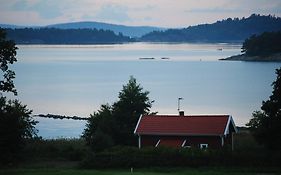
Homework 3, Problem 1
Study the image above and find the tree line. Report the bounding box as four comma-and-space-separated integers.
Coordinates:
4, 28, 135, 44
241, 30, 281, 56
3, 14, 281, 44
140, 14, 281, 42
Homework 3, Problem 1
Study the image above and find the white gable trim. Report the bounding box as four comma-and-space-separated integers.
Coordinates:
134, 114, 143, 134
155, 140, 161, 147
181, 139, 187, 147
223, 115, 238, 136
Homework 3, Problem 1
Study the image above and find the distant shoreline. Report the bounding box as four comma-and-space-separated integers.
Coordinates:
220, 53, 281, 62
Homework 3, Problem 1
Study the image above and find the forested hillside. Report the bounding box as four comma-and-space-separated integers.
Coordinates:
4, 28, 134, 44
141, 14, 281, 43
46, 21, 163, 37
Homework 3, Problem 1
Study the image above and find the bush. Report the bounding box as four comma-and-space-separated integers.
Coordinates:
22, 138, 89, 161
80, 146, 281, 169
0, 96, 37, 164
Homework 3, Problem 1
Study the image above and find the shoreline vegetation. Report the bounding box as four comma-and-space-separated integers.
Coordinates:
2, 14, 281, 44
220, 30, 281, 62
220, 52, 281, 62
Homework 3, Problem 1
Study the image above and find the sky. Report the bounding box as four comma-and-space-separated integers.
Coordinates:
0, 0, 281, 28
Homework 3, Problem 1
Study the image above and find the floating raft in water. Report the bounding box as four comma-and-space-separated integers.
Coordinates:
139, 57, 155, 60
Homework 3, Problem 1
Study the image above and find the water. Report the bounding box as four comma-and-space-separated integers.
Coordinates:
11, 43, 281, 138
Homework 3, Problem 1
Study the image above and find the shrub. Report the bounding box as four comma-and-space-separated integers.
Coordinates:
22, 138, 89, 161
80, 146, 281, 169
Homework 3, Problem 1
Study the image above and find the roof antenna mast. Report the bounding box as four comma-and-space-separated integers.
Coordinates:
178, 97, 183, 112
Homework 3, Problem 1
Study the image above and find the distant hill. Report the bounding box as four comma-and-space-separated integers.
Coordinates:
141, 14, 281, 43
0, 24, 40, 29
4, 28, 134, 44
46, 21, 163, 38
0, 22, 163, 38
0, 24, 22, 29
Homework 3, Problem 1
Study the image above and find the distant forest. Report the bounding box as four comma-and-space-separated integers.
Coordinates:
140, 14, 281, 43
4, 28, 135, 44
2, 14, 281, 44
242, 30, 281, 56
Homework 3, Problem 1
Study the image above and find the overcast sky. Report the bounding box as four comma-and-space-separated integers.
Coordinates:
0, 0, 280, 28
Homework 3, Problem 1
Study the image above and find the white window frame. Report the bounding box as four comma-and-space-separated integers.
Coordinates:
200, 144, 208, 149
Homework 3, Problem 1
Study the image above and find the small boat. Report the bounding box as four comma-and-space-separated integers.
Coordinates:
161, 57, 170, 60
217, 48, 223, 51
139, 57, 155, 60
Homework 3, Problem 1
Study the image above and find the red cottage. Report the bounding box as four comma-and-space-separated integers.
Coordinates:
134, 114, 237, 150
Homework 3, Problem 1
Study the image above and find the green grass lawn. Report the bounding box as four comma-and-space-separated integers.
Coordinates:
0, 168, 279, 175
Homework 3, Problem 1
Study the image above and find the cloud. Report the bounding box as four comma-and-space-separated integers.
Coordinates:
95, 4, 131, 23
184, 7, 242, 14
12, 0, 62, 19
0, 0, 281, 27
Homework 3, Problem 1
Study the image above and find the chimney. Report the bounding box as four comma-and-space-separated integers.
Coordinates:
179, 110, 184, 116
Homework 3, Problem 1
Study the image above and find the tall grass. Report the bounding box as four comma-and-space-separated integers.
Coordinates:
21, 138, 89, 162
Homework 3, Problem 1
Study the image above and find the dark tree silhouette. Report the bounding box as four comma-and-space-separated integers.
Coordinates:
0, 96, 38, 163
0, 28, 37, 164
83, 76, 153, 151
242, 31, 281, 56
83, 104, 115, 152
247, 68, 281, 150
0, 28, 17, 95
113, 76, 153, 146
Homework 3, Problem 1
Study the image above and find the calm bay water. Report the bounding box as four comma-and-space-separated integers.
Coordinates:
11, 43, 281, 138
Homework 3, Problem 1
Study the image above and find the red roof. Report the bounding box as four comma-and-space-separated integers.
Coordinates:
134, 115, 231, 136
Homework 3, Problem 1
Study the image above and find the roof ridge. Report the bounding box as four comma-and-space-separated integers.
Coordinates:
143, 114, 229, 117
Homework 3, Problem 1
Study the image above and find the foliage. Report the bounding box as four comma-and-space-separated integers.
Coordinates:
2, 167, 279, 175
241, 30, 281, 56
83, 76, 153, 150
0, 28, 17, 95
0, 28, 38, 164
113, 76, 153, 146
0, 96, 38, 164
22, 138, 89, 162
247, 68, 281, 150
83, 104, 115, 152
141, 14, 281, 42
5, 28, 135, 44
81, 145, 281, 169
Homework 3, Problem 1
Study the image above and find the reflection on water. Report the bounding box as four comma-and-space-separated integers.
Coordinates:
17, 42, 241, 62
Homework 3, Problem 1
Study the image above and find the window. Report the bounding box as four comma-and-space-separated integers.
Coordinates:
200, 144, 208, 149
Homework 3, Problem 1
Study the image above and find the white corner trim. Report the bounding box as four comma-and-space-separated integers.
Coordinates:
155, 139, 161, 147
181, 139, 187, 147
138, 135, 141, 149
134, 114, 143, 134
224, 115, 238, 136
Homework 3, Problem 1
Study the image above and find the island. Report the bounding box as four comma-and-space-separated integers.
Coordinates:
221, 30, 281, 61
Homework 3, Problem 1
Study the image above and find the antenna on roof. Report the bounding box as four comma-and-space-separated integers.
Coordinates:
178, 97, 183, 112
